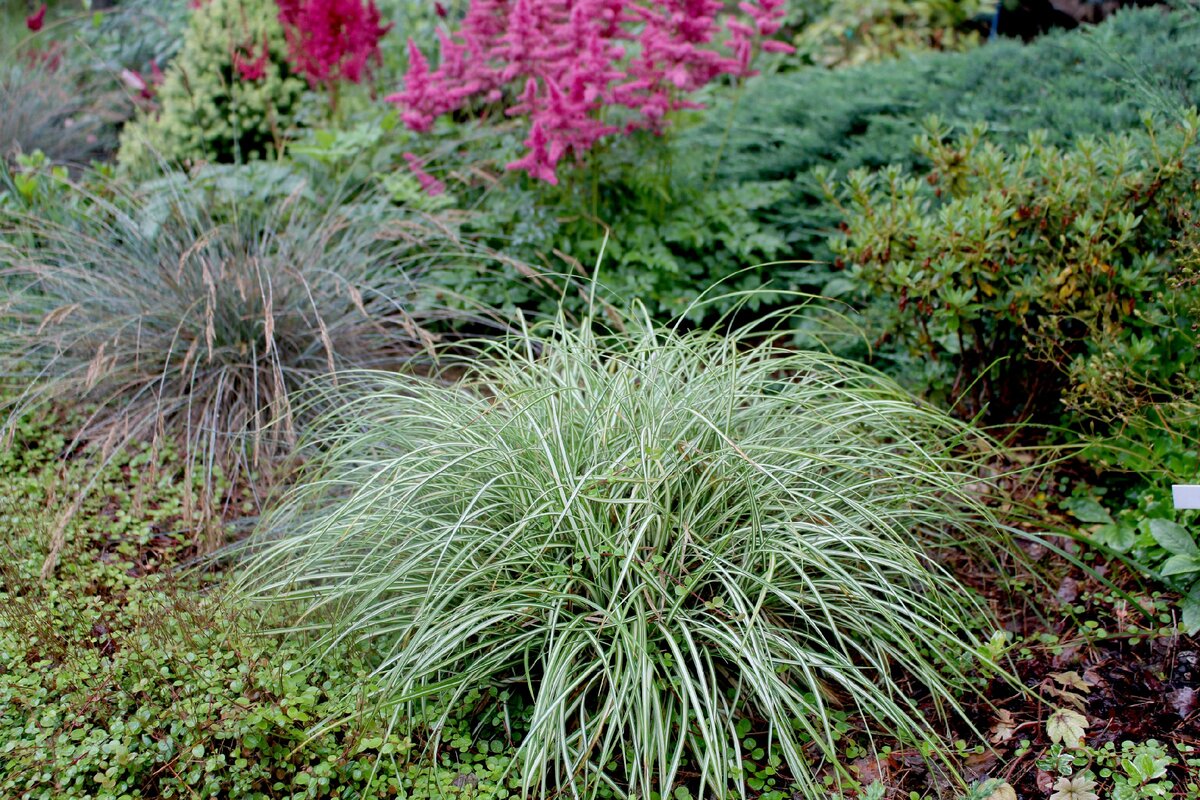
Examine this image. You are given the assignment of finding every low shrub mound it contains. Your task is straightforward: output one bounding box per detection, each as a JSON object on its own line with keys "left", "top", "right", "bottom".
{"left": 821, "top": 112, "right": 1200, "bottom": 418}
{"left": 238, "top": 306, "right": 1016, "bottom": 798}
{"left": 683, "top": 5, "right": 1200, "bottom": 257}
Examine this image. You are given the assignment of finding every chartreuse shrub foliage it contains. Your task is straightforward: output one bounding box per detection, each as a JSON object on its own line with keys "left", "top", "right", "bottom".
{"left": 683, "top": 5, "right": 1200, "bottom": 259}
{"left": 821, "top": 111, "right": 1200, "bottom": 417}
{"left": 783, "top": 0, "right": 988, "bottom": 67}
{"left": 238, "top": 306, "right": 1014, "bottom": 798}
{"left": 118, "top": 0, "right": 307, "bottom": 171}
{"left": 0, "top": 174, "right": 450, "bottom": 541}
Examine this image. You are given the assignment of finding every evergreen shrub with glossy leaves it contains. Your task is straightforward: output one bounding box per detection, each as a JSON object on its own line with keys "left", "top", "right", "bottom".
{"left": 821, "top": 112, "right": 1200, "bottom": 420}
{"left": 238, "top": 305, "right": 1014, "bottom": 798}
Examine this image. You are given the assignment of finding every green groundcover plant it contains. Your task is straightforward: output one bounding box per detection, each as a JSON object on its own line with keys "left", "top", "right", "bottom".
{"left": 0, "top": 409, "right": 523, "bottom": 799}
{"left": 237, "top": 302, "right": 1017, "bottom": 798}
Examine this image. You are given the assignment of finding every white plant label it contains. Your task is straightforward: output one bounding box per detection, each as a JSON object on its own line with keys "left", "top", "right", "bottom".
{"left": 1173, "top": 485, "right": 1200, "bottom": 510}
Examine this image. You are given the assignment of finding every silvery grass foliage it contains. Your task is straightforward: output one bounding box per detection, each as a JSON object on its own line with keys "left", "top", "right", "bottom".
{"left": 0, "top": 176, "right": 474, "bottom": 558}
{"left": 0, "top": 60, "right": 117, "bottom": 168}
{"left": 237, "top": 306, "right": 1012, "bottom": 798}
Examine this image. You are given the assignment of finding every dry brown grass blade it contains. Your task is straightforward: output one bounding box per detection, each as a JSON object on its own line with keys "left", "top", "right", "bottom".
{"left": 85, "top": 343, "right": 109, "bottom": 391}
{"left": 40, "top": 489, "right": 86, "bottom": 580}
{"left": 202, "top": 260, "right": 217, "bottom": 358}
{"left": 37, "top": 303, "right": 81, "bottom": 334}
{"left": 262, "top": 276, "right": 276, "bottom": 355}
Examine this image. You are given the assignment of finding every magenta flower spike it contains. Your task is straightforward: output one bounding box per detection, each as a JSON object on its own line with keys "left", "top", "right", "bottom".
{"left": 390, "top": 0, "right": 794, "bottom": 183}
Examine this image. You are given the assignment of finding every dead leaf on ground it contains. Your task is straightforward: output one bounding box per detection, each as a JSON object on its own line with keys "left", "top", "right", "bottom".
{"left": 1045, "top": 683, "right": 1088, "bottom": 711}
{"left": 852, "top": 754, "right": 891, "bottom": 785}
{"left": 1081, "top": 666, "right": 1106, "bottom": 687}
{"left": 1047, "top": 707, "right": 1088, "bottom": 748}
{"left": 988, "top": 709, "right": 1016, "bottom": 744}
{"left": 964, "top": 751, "right": 999, "bottom": 782}
{"left": 1050, "top": 671, "right": 1091, "bottom": 692}
{"left": 1036, "top": 769, "right": 1055, "bottom": 793}
{"left": 982, "top": 780, "right": 1017, "bottom": 800}
{"left": 1167, "top": 687, "right": 1197, "bottom": 718}
{"left": 1056, "top": 576, "right": 1079, "bottom": 604}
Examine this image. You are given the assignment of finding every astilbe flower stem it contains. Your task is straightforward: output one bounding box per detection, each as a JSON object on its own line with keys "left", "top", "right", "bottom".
{"left": 387, "top": 0, "right": 793, "bottom": 184}
{"left": 402, "top": 152, "right": 447, "bottom": 195}
{"left": 232, "top": 34, "right": 272, "bottom": 81}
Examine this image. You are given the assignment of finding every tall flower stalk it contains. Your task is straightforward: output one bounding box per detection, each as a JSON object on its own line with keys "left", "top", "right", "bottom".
{"left": 389, "top": 0, "right": 793, "bottom": 184}
{"left": 276, "top": 0, "right": 391, "bottom": 109}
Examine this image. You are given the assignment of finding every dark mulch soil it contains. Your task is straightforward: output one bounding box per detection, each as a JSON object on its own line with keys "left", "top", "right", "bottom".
{"left": 862, "top": 530, "right": 1200, "bottom": 798}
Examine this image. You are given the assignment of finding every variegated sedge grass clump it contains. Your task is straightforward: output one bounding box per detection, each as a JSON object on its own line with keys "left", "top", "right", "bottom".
{"left": 237, "top": 304, "right": 1014, "bottom": 798}
{"left": 0, "top": 175, "right": 471, "bottom": 561}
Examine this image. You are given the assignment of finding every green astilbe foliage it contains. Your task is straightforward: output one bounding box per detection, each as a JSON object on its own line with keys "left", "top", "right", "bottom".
{"left": 238, "top": 307, "right": 1014, "bottom": 798}
{"left": 461, "top": 170, "right": 794, "bottom": 324}
{"left": 0, "top": 178, "right": 449, "bottom": 543}
{"left": 118, "top": 0, "right": 306, "bottom": 172}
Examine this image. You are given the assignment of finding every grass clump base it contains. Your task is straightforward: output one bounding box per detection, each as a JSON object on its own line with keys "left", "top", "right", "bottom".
{"left": 239, "top": 306, "right": 1015, "bottom": 798}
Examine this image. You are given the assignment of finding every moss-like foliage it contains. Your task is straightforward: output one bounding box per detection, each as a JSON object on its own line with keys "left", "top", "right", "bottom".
{"left": 118, "top": 0, "right": 307, "bottom": 171}
{"left": 0, "top": 410, "right": 526, "bottom": 799}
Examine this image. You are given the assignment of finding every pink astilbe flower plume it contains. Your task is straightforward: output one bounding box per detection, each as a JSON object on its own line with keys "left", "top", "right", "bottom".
{"left": 392, "top": 38, "right": 439, "bottom": 131}
{"left": 277, "top": 0, "right": 391, "bottom": 89}
{"left": 388, "top": 0, "right": 794, "bottom": 183}
{"left": 232, "top": 34, "right": 272, "bottom": 81}
{"left": 25, "top": 4, "right": 46, "bottom": 32}
{"left": 403, "top": 152, "right": 447, "bottom": 195}
{"left": 506, "top": 121, "right": 559, "bottom": 184}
